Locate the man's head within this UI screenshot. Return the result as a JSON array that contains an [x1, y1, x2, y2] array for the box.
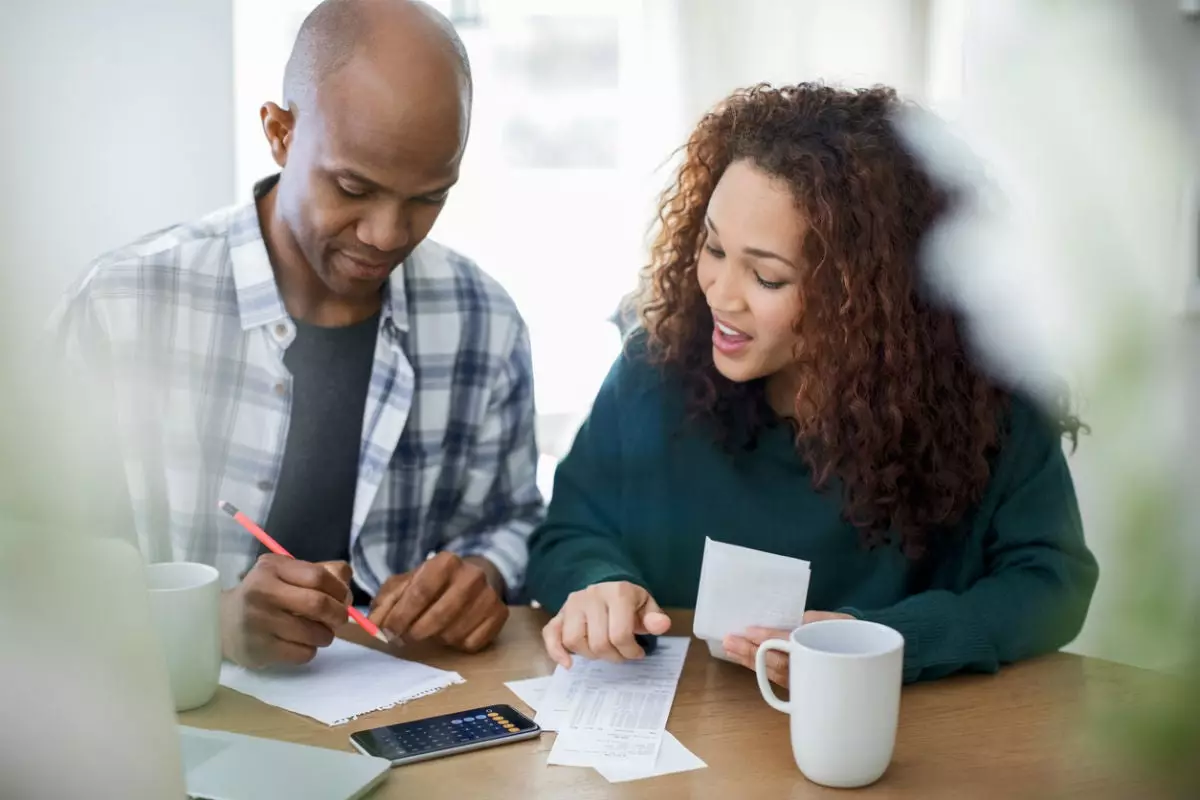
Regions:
[[261, 0, 471, 306]]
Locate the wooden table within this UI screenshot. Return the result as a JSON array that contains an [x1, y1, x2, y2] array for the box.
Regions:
[[181, 608, 1161, 798]]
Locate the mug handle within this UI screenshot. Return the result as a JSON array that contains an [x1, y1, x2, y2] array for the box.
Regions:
[[755, 638, 793, 713]]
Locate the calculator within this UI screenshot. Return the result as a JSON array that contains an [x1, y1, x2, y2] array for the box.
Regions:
[[348, 704, 541, 766]]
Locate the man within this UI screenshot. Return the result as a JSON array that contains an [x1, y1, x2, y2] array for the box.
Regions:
[[51, 0, 543, 668]]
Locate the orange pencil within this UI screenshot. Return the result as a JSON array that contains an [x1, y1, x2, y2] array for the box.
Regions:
[[217, 500, 389, 645]]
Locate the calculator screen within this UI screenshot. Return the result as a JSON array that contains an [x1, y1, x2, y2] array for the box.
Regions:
[[352, 704, 537, 760]]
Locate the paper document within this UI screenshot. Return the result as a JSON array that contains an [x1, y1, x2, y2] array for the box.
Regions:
[[692, 537, 811, 659], [594, 731, 707, 783], [507, 673, 706, 783], [504, 676, 551, 711], [542, 636, 689, 770], [219, 637, 463, 725]]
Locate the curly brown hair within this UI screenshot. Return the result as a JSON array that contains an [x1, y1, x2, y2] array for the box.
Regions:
[[639, 82, 1080, 558]]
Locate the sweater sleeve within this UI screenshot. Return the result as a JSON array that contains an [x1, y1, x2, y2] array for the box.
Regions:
[[525, 349, 648, 613], [841, 402, 1099, 683]]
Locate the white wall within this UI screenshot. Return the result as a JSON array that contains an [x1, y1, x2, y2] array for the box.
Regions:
[[0, 0, 236, 319], [675, 0, 929, 124]]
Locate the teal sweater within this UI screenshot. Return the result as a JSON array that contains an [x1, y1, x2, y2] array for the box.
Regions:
[[525, 340, 1098, 683]]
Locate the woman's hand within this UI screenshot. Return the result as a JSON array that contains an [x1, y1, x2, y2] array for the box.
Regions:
[[721, 611, 855, 687], [542, 581, 672, 668]]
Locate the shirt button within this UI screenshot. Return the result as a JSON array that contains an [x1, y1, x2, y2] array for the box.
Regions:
[[257, 479, 273, 492], [273, 323, 288, 339], [273, 382, 286, 396]]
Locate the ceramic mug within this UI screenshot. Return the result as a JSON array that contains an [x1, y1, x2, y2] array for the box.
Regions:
[[145, 561, 222, 711], [755, 619, 904, 788]]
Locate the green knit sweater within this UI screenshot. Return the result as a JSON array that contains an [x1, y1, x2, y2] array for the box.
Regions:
[[525, 338, 1098, 683]]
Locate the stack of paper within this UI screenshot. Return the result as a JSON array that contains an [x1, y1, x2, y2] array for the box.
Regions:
[[692, 537, 811, 659], [506, 637, 705, 783], [219, 637, 464, 725]]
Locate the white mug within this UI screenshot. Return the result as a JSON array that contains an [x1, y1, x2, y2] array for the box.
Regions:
[[145, 561, 221, 711], [755, 619, 904, 788]]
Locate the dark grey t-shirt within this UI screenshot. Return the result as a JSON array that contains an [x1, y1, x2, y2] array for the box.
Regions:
[[262, 311, 380, 605]]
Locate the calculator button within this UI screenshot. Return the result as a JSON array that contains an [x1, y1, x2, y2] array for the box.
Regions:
[[475, 714, 486, 720], [451, 719, 462, 724]]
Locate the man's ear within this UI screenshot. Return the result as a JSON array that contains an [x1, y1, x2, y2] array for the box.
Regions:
[[260, 102, 295, 168]]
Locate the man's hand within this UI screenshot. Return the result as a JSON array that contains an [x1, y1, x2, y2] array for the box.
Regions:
[[541, 581, 672, 669], [368, 552, 508, 653], [721, 611, 855, 687], [220, 555, 354, 668]]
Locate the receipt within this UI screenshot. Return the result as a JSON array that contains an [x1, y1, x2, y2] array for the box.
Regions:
[[543, 636, 689, 770], [692, 537, 811, 658], [507, 673, 707, 783], [594, 731, 707, 783]]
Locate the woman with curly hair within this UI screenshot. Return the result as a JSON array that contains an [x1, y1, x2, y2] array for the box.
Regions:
[[524, 83, 1098, 685]]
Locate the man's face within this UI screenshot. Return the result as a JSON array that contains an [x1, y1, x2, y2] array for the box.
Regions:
[[270, 56, 468, 303]]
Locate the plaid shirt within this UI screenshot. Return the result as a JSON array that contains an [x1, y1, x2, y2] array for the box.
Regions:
[[50, 185, 544, 598]]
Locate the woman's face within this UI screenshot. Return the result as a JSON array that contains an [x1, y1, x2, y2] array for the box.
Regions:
[[697, 159, 807, 385]]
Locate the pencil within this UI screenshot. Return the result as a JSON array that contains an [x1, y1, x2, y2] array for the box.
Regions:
[[217, 500, 390, 645]]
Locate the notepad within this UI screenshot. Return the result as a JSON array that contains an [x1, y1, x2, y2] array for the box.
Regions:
[[219, 638, 464, 725]]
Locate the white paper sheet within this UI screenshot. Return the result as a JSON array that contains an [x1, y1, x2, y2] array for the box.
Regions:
[[593, 731, 707, 783], [219, 637, 463, 725], [536, 637, 690, 732], [692, 537, 811, 653], [507, 672, 706, 782], [542, 636, 689, 770], [548, 727, 661, 769], [504, 675, 551, 711]]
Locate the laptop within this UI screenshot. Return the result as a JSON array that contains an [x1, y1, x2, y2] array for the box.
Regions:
[[181, 725, 390, 800]]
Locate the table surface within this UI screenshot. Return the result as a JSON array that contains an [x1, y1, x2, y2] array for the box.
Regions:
[[181, 608, 1162, 799]]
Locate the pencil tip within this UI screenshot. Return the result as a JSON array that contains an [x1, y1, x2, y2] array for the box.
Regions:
[[217, 500, 237, 516], [374, 630, 391, 644]]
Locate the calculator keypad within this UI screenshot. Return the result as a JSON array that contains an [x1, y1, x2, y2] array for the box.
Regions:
[[379, 708, 524, 757]]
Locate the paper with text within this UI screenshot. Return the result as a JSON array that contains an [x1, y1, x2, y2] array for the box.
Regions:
[[692, 537, 811, 655], [219, 637, 463, 725], [542, 636, 689, 770], [507, 671, 706, 782], [594, 731, 707, 783]]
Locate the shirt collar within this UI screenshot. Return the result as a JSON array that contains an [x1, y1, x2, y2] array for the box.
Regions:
[[228, 174, 410, 336]]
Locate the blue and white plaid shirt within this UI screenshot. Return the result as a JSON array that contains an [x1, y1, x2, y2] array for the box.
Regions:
[[50, 186, 544, 597]]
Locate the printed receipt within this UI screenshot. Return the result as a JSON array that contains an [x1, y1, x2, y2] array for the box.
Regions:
[[541, 636, 690, 770]]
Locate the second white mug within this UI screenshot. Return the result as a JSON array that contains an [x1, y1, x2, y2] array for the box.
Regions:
[[145, 561, 222, 712], [755, 618, 904, 788]]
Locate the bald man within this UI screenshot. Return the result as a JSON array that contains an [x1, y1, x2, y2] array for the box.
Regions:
[[51, 0, 543, 668]]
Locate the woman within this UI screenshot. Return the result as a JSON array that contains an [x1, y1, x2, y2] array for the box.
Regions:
[[525, 83, 1098, 685]]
